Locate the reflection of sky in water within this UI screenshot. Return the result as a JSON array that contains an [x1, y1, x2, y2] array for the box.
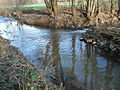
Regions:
[[0, 17, 120, 90], [0, 16, 17, 23]]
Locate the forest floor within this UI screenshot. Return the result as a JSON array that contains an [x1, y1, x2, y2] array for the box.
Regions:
[[0, 36, 59, 90]]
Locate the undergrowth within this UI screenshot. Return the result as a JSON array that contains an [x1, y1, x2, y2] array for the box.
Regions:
[[0, 55, 50, 90]]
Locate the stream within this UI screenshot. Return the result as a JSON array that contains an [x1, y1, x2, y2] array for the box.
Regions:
[[0, 16, 120, 90]]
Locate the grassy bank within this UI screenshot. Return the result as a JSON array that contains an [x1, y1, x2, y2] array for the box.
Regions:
[[0, 36, 58, 90], [23, 2, 71, 9]]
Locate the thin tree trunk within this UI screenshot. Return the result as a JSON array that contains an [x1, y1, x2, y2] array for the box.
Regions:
[[44, 0, 58, 18], [86, 0, 91, 17], [91, 0, 96, 17], [72, 0, 76, 17], [44, 0, 52, 14], [118, 0, 120, 14], [86, 0, 98, 18], [110, 0, 114, 14]]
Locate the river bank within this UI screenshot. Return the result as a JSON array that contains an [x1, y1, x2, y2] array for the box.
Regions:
[[80, 23, 120, 59], [0, 8, 120, 57], [0, 36, 59, 90], [0, 8, 120, 29]]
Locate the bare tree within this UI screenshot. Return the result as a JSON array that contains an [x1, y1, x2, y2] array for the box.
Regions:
[[71, 0, 76, 17], [44, 0, 58, 18], [0, 0, 33, 17], [0, 0, 32, 7], [110, 0, 114, 14], [86, 0, 98, 18], [118, 0, 120, 14]]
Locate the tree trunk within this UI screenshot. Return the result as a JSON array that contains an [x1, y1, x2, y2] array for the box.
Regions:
[[86, 0, 90, 16], [110, 0, 114, 14], [44, 0, 52, 13], [44, 0, 58, 18], [91, 0, 97, 17], [71, 0, 76, 17], [86, 0, 98, 18], [118, 0, 120, 14], [71, 0, 76, 25], [52, 0, 58, 18]]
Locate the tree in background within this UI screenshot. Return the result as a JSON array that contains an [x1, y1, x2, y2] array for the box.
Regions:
[[44, 0, 58, 18], [86, 0, 98, 18], [110, 0, 114, 14], [0, 0, 33, 18], [71, 0, 76, 17], [0, 0, 32, 7], [118, 0, 120, 14]]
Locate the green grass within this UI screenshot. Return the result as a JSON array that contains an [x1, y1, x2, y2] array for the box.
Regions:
[[23, 2, 71, 9], [23, 4, 46, 9], [0, 2, 79, 10]]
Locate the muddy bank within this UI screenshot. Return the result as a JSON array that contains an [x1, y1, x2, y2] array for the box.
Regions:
[[0, 9, 87, 29], [18, 9, 88, 29], [1, 8, 120, 30], [80, 23, 120, 59], [18, 9, 120, 30], [0, 36, 59, 90]]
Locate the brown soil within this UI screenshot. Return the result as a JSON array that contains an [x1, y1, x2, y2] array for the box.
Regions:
[[19, 9, 87, 29]]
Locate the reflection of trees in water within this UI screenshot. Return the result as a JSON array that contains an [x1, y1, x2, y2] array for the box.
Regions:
[[104, 60, 113, 90], [83, 45, 92, 90], [44, 43, 51, 67], [43, 31, 119, 90], [5, 22, 25, 51], [64, 35, 83, 90], [71, 35, 76, 88], [47, 32, 63, 85], [45, 34, 83, 90], [83, 45, 114, 90]]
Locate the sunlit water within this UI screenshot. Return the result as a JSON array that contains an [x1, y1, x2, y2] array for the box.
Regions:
[[0, 16, 120, 90]]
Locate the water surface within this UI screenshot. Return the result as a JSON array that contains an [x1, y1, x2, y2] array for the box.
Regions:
[[0, 16, 120, 90]]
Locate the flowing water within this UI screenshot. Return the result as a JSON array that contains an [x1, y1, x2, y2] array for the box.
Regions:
[[0, 16, 120, 90]]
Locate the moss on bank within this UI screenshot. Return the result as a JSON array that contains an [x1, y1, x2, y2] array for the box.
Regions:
[[0, 36, 58, 90]]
